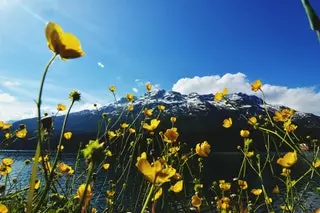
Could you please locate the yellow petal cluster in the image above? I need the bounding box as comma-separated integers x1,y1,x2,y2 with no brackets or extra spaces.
195,141,211,157
45,22,84,59
277,151,297,168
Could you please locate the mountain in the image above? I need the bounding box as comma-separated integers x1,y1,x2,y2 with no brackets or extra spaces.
4,90,320,152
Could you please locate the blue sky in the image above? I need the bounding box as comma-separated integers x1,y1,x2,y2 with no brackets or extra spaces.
1,0,320,121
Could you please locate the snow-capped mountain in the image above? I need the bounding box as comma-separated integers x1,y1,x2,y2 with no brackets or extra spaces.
7,90,320,151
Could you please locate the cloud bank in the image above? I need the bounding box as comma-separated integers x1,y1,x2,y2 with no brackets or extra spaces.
172,72,320,115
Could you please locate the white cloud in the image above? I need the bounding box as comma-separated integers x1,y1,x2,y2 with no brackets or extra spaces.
97,62,104,68
0,93,16,103
132,88,138,93
2,80,21,87
172,73,320,115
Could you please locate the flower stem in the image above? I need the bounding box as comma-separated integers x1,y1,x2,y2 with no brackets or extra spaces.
141,184,155,213
26,53,57,213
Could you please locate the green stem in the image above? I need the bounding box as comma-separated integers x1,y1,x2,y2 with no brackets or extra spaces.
26,53,57,213
140,184,155,213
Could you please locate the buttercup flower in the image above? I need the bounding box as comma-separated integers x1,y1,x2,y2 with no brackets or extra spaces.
191,194,201,208
58,162,74,175
0,204,8,213
57,103,66,111
109,85,116,93
277,151,297,168
196,141,211,157
216,197,230,210
74,184,93,208
283,120,297,133
146,83,152,91
45,22,85,59
163,128,179,143
219,180,231,191
127,104,134,111
214,88,228,102
222,118,232,128
120,123,129,129
152,187,162,201
144,109,153,117
170,116,177,123
135,152,176,184
16,128,27,139
272,185,280,194
313,158,320,168
251,80,262,92
170,180,183,193
64,132,72,140
126,94,134,102
240,130,250,138
238,180,248,190
248,116,257,125
251,188,262,196
129,128,136,134
158,105,165,111
103,163,110,170
69,90,81,102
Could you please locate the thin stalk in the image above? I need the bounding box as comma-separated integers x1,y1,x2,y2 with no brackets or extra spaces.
26,53,57,213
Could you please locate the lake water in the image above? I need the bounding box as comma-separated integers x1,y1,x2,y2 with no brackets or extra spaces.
1,151,320,212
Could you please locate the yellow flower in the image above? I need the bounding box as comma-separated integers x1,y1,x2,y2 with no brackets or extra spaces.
216,197,230,210
222,118,232,128
57,144,64,151
0,164,12,176
219,181,231,191
106,190,115,197
238,180,248,190
0,203,8,213
246,151,254,158
64,132,72,140
108,131,116,140
0,123,12,131
251,80,262,92
248,116,257,125
273,109,295,122
129,128,136,134
120,123,129,129
272,185,280,194
109,85,116,93
135,153,176,184
126,94,134,102
106,150,113,157
283,120,297,133
313,158,320,168
57,103,66,111
58,162,74,175
251,188,262,196
214,88,228,102
16,128,27,139
169,146,180,154
146,83,152,91
191,194,201,208
265,197,272,204
74,184,93,207
103,163,110,170
240,130,250,138
127,104,134,111
170,116,177,123
152,187,162,201
281,168,291,177
195,141,211,157
163,128,179,143
45,22,84,59
280,205,293,211
4,133,11,140
144,108,153,117
158,105,165,111
34,179,41,190
277,151,297,168
170,180,183,193
92,208,97,213
2,158,14,166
